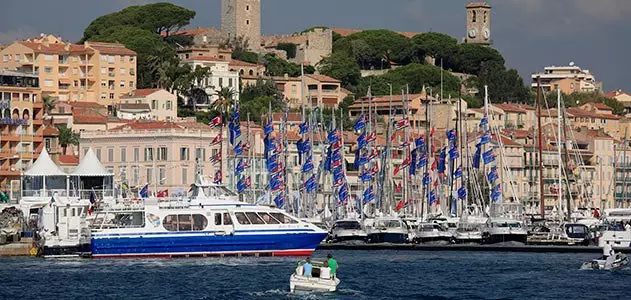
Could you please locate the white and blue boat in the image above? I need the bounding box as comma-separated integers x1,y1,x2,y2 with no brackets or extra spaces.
41,175,327,258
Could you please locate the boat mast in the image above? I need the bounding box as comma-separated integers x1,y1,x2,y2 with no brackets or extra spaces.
556,89,563,219
536,76,545,218
404,86,410,215
560,96,572,220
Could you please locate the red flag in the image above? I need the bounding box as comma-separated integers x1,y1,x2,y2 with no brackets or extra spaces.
210,135,222,145
395,200,405,211
395,182,402,193
210,152,222,164
394,164,401,176
242,141,251,152
394,118,410,130
157,189,168,198
366,131,377,142
209,115,222,127
431,159,437,171
331,140,342,151
87,205,93,215
430,127,435,137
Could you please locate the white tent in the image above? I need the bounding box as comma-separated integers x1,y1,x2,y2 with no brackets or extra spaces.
24,148,66,176
71,148,111,176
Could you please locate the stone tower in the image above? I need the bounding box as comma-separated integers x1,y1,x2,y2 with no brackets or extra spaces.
221,0,261,50
464,2,491,45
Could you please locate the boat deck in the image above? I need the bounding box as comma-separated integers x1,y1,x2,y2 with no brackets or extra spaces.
317,243,631,253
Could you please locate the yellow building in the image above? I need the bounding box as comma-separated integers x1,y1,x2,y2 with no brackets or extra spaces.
0,34,137,106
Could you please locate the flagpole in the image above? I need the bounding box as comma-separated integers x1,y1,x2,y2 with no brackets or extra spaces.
403,86,410,216
421,88,429,220
339,108,344,220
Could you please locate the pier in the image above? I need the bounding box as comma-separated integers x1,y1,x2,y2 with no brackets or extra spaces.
0,238,35,257
317,243,631,254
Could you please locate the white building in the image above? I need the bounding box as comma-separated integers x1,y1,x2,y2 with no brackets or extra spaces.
531,63,601,93
181,56,240,107
119,88,177,121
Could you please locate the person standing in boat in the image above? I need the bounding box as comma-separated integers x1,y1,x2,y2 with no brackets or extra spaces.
327,253,338,279
602,242,614,259
320,261,331,280
303,257,313,277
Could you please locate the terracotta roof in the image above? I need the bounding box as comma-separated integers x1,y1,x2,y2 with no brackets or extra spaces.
593,103,613,110
269,112,303,123
42,126,59,136
58,155,79,165
305,74,340,83
86,42,136,56
493,103,527,113
229,59,260,67
348,94,425,109
70,102,103,109
605,90,630,98
110,120,183,131
566,107,620,120
120,88,161,98
502,129,531,139
73,108,108,124
118,103,151,110
182,56,226,62
18,42,92,55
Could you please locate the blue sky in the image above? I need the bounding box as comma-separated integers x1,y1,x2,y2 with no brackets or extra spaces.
1,0,630,92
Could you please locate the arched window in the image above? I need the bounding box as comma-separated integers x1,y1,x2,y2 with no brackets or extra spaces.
12,108,19,119
22,109,30,120
239,69,244,75
249,70,254,76
3,109,9,119
472,11,477,23
483,11,487,23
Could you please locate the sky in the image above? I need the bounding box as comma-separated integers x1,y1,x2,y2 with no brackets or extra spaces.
1,0,630,92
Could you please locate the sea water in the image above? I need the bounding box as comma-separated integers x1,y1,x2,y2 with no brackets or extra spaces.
1,250,628,299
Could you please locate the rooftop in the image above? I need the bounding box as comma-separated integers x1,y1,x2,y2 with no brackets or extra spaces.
120,88,162,98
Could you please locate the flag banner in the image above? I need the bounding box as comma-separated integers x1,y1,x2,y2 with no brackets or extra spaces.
409,149,417,176
305,175,318,193
366,131,377,142
488,166,499,183
449,146,459,160
264,117,274,135
234,141,244,156
209,115,222,127
415,136,425,150
209,152,222,164
273,193,284,208
139,184,149,198
480,117,488,128
417,153,427,169
357,132,368,149
491,184,502,201
354,114,366,132
213,170,222,184
423,173,430,186
446,129,456,141
473,144,482,168
429,190,437,205
454,166,463,179
480,131,491,145
302,156,314,173
210,134,222,145
438,148,446,174
483,149,495,164
394,117,410,130
360,170,373,183
327,129,340,144
237,176,251,193
458,186,467,199
363,185,375,204
299,121,309,135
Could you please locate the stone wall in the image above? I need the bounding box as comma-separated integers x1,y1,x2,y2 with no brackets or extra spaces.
221,0,261,50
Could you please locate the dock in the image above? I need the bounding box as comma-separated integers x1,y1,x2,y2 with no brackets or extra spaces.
0,238,35,257
317,243,631,254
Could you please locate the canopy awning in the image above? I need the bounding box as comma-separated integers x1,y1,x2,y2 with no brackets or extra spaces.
70,147,112,176
23,148,67,176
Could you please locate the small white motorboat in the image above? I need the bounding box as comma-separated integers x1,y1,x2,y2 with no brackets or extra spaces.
580,252,629,271
290,260,340,293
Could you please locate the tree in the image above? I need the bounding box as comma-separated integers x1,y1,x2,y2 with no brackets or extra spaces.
239,80,285,122
262,53,314,77
354,63,461,97
317,52,361,88
232,51,259,64
275,43,297,59
81,3,196,41
57,125,79,154
451,44,504,75
476,61,531,103
554,92,625,115
211,87,236,118
333,30,415,69
410,32,458,66
42,94,57,117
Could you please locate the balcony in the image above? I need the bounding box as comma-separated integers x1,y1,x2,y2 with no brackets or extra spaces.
0,169,21,177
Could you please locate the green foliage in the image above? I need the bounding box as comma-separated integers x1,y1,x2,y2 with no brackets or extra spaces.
451,44,504,75
301,26,329,34
232,51,259,64
475,61,531,103
462,94,483,108
262,53,314,77
81,2,196,40
42,94,57,116
333,30,415,69
57,124,80,153
410,32,458,66
354,63,461,96
275,43,297,59
317,52,361,88
163,34,194,47
239,80,285,123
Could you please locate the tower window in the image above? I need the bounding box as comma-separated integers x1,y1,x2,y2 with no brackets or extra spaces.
472,11,477,23
246,19,250,25
246,5,249,11
484,11,487,23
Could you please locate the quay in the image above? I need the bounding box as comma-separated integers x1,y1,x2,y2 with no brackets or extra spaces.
0,238,35,257
317,243,631,254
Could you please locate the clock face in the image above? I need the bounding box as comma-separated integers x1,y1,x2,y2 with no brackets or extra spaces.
468,29,477,38
483,28,490,39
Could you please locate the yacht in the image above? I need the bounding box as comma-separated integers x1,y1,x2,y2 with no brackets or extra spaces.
366,217,410,244
453,217,487,244
482,217,528,244
327,219,367,243
412,223,451,244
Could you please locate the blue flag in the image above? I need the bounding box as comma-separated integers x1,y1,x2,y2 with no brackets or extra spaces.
458,186,467,199
338,184,349,205
429,190,437,204
446,129,456,141
270,174,284,191
480,117,488,128
333,166,345,183
480,131,491,145
235,159,245,176
264,117,273,135
438,148,446,174
449,146,459,160
409,149,417,176
273,193,284,208
423,173,430,186
488,166,498,183
302,156,314,173
415,136,425,150
483,149,495,164
299,121,309,134
473,144,481,169
357,132,368,149
363,185,375,204
139,183,149,198
354,114,366,132
234,141,244,156
417,153,427,169
237,176,250,193
491,184,502,201
360,169,373,183
305,175,317,193
327,129,339,144
454,166,462,179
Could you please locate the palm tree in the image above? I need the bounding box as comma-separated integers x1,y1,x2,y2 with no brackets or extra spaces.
42,94,57,118
156,60,174,90
57,125,79,154
211,87,236,118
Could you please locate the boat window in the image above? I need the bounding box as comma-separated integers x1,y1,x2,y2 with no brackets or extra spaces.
192,214,208,231
335,221,361,230
259,212,280,224
567,225,586,234
178,215,192,231
378,220,401,228
223,213,232,225
508,223,521,229
235,212,251,224
245,212,265,224
215,213,222,226
163,215,178,231
270,212,299,224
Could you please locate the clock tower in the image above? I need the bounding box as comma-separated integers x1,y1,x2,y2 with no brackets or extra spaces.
464,2,491,45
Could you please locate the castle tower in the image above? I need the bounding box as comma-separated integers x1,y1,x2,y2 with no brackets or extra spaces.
221,0,261,50
464,2,491,45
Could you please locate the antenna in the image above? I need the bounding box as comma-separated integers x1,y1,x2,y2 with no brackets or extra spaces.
569,61,575,66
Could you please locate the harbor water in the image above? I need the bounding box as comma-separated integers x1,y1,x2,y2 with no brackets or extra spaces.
1,250,628,299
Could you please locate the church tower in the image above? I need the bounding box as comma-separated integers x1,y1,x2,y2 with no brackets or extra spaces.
221,0,261,50
464,2,491,45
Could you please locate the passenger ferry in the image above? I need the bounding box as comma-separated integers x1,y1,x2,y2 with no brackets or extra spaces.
41,176,328,258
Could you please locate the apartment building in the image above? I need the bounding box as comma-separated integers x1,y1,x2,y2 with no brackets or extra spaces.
0,34,137,106
119,88,177,121
0,70,45,201
180,56,240,105
79,120,227,195
531,64,601,93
